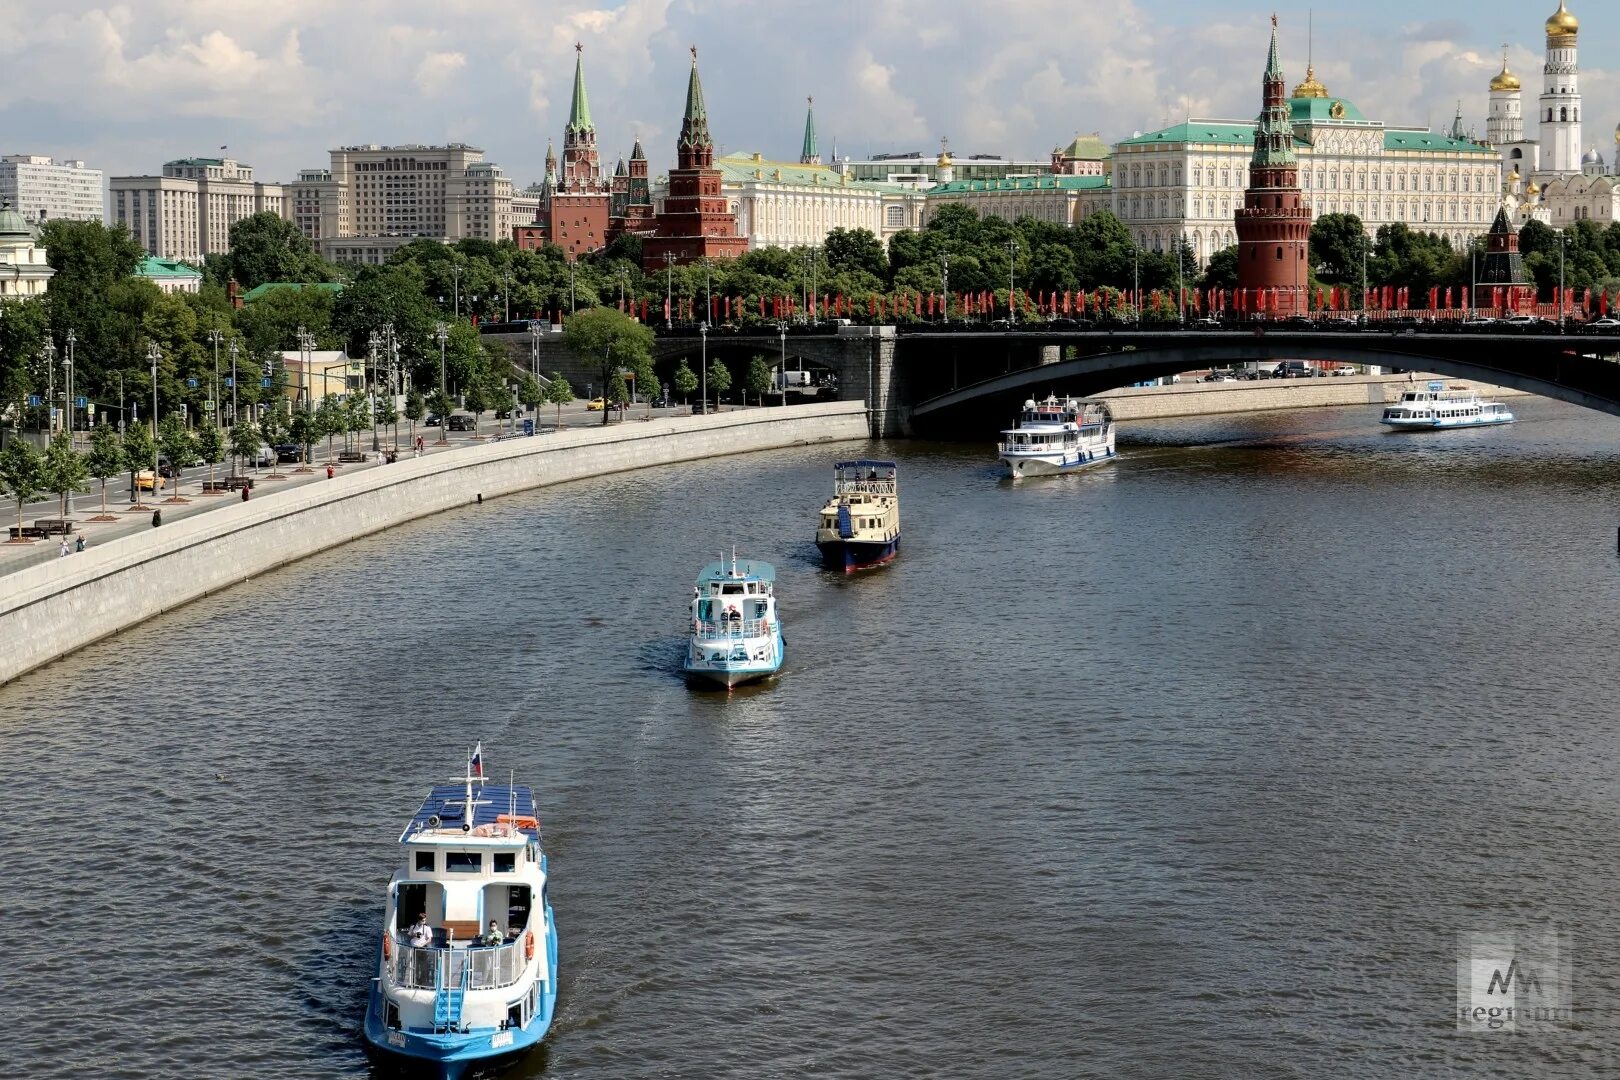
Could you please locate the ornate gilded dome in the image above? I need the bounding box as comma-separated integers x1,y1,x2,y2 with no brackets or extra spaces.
1526,180,1542,197
1292,65,1329,99
1489,52,1520,92
1545,0,1578,40
1614,120,1620,144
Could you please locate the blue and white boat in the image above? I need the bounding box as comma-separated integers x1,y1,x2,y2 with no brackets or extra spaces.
1381,382,1515,429
998,394,1116,478
682,552,785,688
363,747,557,1079
815,460,900,571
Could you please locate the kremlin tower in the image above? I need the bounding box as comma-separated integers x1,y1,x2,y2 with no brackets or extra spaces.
642,48,747,270
1235,16,1311,316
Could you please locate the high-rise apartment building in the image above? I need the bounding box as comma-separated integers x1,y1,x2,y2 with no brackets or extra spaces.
110,156,283,261
0,155,104,223
285,144,516,264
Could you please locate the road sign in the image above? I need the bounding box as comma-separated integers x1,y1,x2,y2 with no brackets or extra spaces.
261,377,272,388
203,399,215,413
224,377,234,388
187,377,199,389
87,403,96,415
75,396,87,408
523,418,534,437
27,394,40,407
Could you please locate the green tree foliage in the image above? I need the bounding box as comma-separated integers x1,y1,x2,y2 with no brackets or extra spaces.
746,356,773,405
86,420,123,515
706,358,732,401
289,401,316,464
1310,213,1371,284
562,307,655,423
230,420,261,474
158,415,196,483
315,395,344,459
122,420,157,502
604,371,629,413
0,438,43,538
41,431,87,519
518,373,545,412
404,387,425,445
545,371,573,427
464,374,491,436
1199,246,1240,291
223,212,330,290
195,421,225,486
672,359,699,403
823,227,888,279
0,296,49,416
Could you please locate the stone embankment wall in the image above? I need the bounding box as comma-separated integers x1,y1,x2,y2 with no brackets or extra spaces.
0,402,868,686
1096,375,1528,421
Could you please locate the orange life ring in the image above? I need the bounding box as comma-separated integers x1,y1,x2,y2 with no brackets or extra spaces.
383,933,392,960
497,814,539,830
524,930,535,960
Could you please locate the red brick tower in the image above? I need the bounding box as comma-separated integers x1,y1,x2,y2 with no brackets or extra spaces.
643,47,747,270
1236,16,1312,316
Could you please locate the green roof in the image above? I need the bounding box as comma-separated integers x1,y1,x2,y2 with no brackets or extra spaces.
1383,129,1494,155
138,256,201,279
1117,122,1275,148
1289,97,1370,124
716,153,912,193
241,281,344,303
1059,134,1108,160
566,49,593,134
166,157,224,166
929,175,1110,194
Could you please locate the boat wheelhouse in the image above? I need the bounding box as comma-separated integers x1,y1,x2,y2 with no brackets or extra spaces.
362,751,557,1079
683,553,785,688
1381,382,1514,429
998,395,1116,478
815,459,900,571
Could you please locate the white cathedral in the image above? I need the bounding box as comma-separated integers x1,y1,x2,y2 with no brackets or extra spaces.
1488,0,1619,227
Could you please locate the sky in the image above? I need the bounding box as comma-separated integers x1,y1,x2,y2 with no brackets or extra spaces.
0,0,1616,187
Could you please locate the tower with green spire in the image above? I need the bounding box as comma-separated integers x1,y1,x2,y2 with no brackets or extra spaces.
562,42,603,191
645,46,747,270
677,45,714,170
800,96,820,165
1235,15,1311,316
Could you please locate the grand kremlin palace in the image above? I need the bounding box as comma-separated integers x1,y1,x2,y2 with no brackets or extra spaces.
924,74,1500,266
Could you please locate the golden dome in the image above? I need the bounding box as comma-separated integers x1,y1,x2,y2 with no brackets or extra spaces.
1509,165,1522,181
1489,56,1520,92
1292,65,1329,99
1614,120,1620,144
1545,1,1578,39
1527,180,1542,196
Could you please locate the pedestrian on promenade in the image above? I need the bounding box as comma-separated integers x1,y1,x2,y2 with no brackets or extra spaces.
415,435,424,454
326,464,334,480
59,537,70,557
74,534,86,553
151,509,161,528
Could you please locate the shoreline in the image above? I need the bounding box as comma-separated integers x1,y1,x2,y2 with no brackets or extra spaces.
1096,373,1527,422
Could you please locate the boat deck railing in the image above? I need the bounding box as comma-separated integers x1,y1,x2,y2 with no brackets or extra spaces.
391,938,527,991
835,479,896,497
694,617,773,640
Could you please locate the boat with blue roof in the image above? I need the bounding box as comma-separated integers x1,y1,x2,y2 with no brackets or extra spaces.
815,459,900,571
362,745,557,1079
683,551,785,688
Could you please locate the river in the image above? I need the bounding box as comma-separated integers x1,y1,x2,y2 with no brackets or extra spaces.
7,396,1620,1078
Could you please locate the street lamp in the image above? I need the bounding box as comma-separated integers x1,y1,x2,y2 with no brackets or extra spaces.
368,330,381,452
41,339,56,434
940,253,951,323
146,342,161,498
663,253,676,325
228,340,239,427
528,321,542,381
777,321,788,406
451,264,464,319
1006,239,1018,326
207,327,223,434
434,322,450,444
64,329,76,435
699,321,709,415
1558,231,1570,334
568,263,577,313
1133,242,1141,325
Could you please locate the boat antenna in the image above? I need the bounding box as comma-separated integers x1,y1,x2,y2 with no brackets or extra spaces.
508,770,517,835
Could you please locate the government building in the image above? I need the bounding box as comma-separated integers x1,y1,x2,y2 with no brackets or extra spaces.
0,155,103,224
111,156,285,262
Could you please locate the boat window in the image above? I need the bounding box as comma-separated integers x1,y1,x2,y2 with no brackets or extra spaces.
721,584,743,595
493,852,516,873
415,851,435,872
446,851,483,873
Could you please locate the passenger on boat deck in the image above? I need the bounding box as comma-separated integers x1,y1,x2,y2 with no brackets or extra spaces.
408,913,432,948
481,920,505,947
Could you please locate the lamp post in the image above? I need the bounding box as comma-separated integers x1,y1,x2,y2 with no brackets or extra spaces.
777,321,788,406
619,267,630,313
207,327,223,433
503,270,513,322
296,327,317,470
146,342,160,495
1133,242,1141,325
940,253,951,324
568,263,577,313
663,253,676,325
368,330,381,452
1361,237,1369,319
1174,241,1185,326
703,257,712,326
699,321,709,415
434,322,449,445
451,264,464,319
1006,239,1017,326
228,340,239,427
41,339,56,434
1558,232,1570,334
64,329,76,435
528,321,541,381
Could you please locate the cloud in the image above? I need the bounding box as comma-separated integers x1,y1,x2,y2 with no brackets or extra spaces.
415,51,467,97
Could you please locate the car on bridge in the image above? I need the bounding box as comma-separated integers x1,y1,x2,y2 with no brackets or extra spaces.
1579,317,1620,333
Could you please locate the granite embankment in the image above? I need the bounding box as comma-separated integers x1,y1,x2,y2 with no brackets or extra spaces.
1095,374,1528,421
0,401,868,686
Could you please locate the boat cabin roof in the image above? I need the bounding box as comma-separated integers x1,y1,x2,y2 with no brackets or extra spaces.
695,560,776,586
400,782,538,843
835,459,897,472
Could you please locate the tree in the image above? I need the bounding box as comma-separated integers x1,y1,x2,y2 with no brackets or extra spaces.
122,420,157,507
315,395,344,460
86,420,123,519
157,415,195,499
746,355,773,406
518,373,545,416
561,307,654,426
0,439,43,542
426,389,453,443
1199,246,1240,291
376,388,399,447
230,419,261,475
1310,213,1370,284
464,375,490,438
706,358,732,405
545,371,573,428
195,421,225,490
405,387,425,446
224,212,330,290
672,359,698,404
823,227,888,279
288,400,316,467
41,431,87,521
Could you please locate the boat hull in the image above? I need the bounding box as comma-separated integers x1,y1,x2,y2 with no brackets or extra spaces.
1001,447,1115,479
816,535,899,572
1380,415,1515,429
362,912,558,1080
682,632,785,688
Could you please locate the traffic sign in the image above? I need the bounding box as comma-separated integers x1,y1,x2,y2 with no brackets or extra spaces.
87,403,96,415
75,396,87,408
27,394,40,407
203,399,215,413
224,377,234,388
187,377,199,389
261,377,272,388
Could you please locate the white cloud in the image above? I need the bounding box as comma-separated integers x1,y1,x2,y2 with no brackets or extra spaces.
415,51,467,97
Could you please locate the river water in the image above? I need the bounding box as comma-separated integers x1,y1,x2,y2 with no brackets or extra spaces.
7,396,1620,1078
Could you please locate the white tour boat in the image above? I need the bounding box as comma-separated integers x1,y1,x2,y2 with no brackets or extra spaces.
1381,382,1515,429
683,551,785,688
363,747,557,1078
998,394,1116,478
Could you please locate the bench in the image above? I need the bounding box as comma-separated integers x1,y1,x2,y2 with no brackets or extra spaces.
440,919,481,945
337,451,368,463
224,476,254,491
7,525,48,540
200,481,232,493
32,519,74,536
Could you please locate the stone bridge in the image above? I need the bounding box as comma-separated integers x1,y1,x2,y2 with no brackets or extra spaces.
487,324,1620,439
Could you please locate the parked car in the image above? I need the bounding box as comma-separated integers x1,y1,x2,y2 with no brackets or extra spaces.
1330,365,1360,376
251,444,275,467
1579,316,1620,332
1272,361,1311,379
1202,369,1236,382
650,395,670,409
423,414,443,427
586,397,608,411
447,414,475,431
274,443,302,463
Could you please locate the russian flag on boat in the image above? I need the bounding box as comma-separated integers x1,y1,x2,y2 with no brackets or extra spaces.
470,742,484,779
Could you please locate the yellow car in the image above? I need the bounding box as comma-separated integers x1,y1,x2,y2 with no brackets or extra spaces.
135,469,166,492
586,397,607,411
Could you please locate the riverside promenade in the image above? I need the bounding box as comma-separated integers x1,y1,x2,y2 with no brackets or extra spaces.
0,400,868,686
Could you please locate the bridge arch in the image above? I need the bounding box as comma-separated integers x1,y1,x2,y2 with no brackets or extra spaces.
906,336,1620,437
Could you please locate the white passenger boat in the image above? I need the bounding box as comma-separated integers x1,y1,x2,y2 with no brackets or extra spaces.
363,747,557,1078
815,459,900,571
1381,382,1514,429
998,395,1116,478
683,552,785,688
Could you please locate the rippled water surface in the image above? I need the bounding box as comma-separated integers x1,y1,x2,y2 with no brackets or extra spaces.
8,396,1620,1078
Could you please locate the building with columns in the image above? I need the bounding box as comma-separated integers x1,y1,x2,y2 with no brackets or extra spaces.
111,156,284,261
0,202,55,299
710,151,924,249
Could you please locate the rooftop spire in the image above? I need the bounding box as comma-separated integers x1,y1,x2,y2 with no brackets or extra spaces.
1265,13,1282,80
800,96,820,164
679,45,712,153
567,43,593,134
